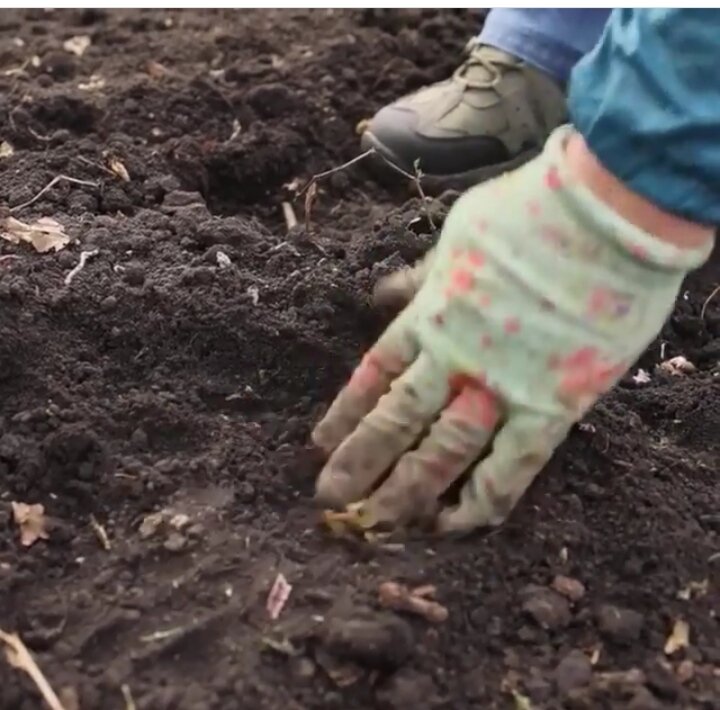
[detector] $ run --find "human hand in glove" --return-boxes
[312,126,713,534]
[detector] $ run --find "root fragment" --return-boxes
[10,174,97,213]
[378,581,448,623]
[0,629,67,710]
[64,249,100,286]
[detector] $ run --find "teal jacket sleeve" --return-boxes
[568,9,720,225]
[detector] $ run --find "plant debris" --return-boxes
[322,500,376,535]
[378,581,448,623]
[664,619,690,655]
[78,74,106,91]
[266,573,292,620]
[0,629,67,710]
[11,501,49,547]
[1,216,71,253]
[261,636,299,656]
[64,249,100,286]
[107,156,130,182]
[511,689,533,710]
[0,141,14,159]
[63,35,91,56]
[677,579,708,600]
[89,515,111,551]
[632,368,651,384]
[658,355,696,376]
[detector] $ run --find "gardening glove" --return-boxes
[313,126,713,534]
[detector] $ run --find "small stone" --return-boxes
[524,676,552,703]
[123,263,146,287]
[169,513,190,530]
[100,295,117,311]
[644,659,681,700]
[290,657,316,680]
[130,427,148,448]
[552,575,586,602]
[56,251,77,268]
[186,523,205,538]
[39,51,76,80]
[163,531,187,552]
[138,512,164,539]
[597,605,644,643]
[555,650,593,694]
[520,585,572,630]
[628,686,663,710]
[676,659,694,684]
[375,669,438,709]
[323,608,413,670]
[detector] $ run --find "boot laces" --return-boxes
[452,45,519,90]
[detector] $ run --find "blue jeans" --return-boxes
[478,9,610,83]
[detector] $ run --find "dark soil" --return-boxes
[0,9,718,710]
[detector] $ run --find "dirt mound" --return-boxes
[0,9,718,710]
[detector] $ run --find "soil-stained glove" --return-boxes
[313,126,713,534]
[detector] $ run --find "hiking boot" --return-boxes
[361,40,567,192]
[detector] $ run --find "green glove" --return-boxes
[313,126,713,534]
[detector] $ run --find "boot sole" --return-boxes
[360,131,540,195]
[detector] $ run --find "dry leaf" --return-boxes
[11,502,49,547]
[378,581,448,623]
[266,573,292,620]
[658,355,696,376]
[664,619,690,655]
[2,216,71,253]
[63,35,91,57]
[107,157,130,182]
[0,629,66,710]
[0,141,14,159]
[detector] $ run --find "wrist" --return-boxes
[565,131,714,250]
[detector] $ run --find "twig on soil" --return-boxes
[0,629,67,710]
[297,147,437,231]
[304,182,318,231]
[64,249,100,286]
[700,284,720,320]
[10,175,98,213]
[120,684,136,710]
[89,515,111,551]
[140,626,186,643]
[298,148,376,197]
[281,201,298,231]
[76,155,117,178]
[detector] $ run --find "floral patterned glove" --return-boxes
[312,126,713,534]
